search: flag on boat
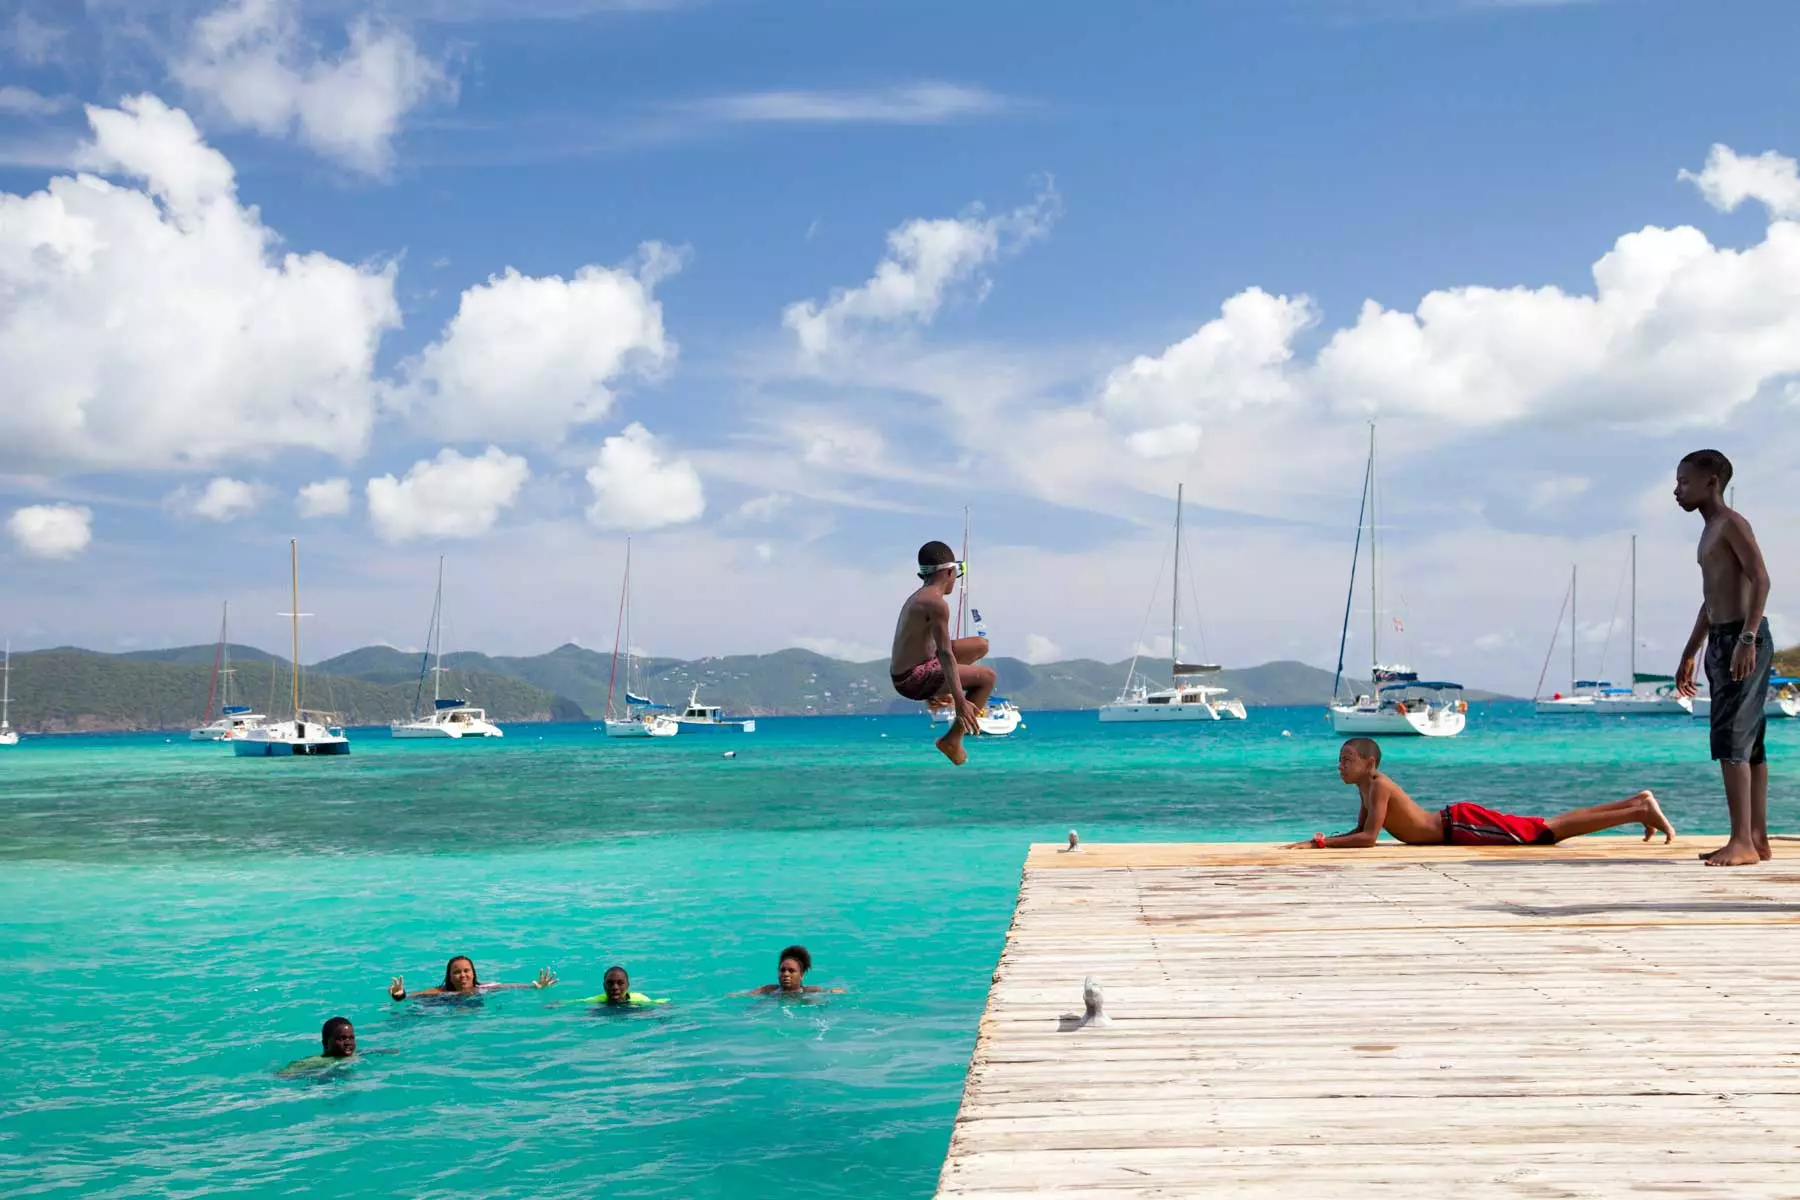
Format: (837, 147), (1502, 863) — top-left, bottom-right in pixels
(1393, 617), (1405, 633)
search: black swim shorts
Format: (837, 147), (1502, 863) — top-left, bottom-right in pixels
(1706, 618), (1772, 766)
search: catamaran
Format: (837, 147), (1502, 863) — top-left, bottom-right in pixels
(603, 538), (677, 739)
(190, 602), (267, 740)
(391, 558), (503, 739)
(233, 540), (350, 757)
(1589, 535), (1690, 716)
(1098, 484), (1247, 723)
(0, 641), (17, 747)
(1329, 425), (1466, 737)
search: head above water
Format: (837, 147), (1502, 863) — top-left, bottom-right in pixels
(777, 944), (812, 991)
(1674, 449), (1734, 512)
(443, 956), (479, 993)
(603, 965), (630, 1002)
(916, 541), (964, 593)
(1338, 737), (1381, 783)
(321, 1016), (355, 1058)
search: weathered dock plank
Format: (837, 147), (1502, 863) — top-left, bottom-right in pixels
(937, 839), (1800, 1197)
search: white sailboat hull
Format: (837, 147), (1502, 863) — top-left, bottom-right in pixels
(233, 721), (350, 756)
(0, 729), (16, 747)
(1331, 705), (1466, 738)
(930, 702), (1025, 735)
(1534, 696), (1597, 715)
(1691, 695), (1799, 719)
(1098, 701), (1246, 723)
(1594, 695), (1692, 716)
(604, 715), (679, 738)
(390, 713), (504, 738)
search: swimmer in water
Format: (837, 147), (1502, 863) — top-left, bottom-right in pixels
(278, 1016), (385, 1076)
(389, 955), (557, 1001)
(563, 965), (669, 1009)
(737, 944), (845, 996)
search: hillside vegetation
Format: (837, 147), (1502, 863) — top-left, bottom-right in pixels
(4, 643), (1510, 733)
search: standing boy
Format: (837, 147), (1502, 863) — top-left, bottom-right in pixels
(1673, 450), (1774, 867)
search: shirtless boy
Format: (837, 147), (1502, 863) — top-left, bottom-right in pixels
(1284, 738), (1675, 849)
(1672, 449), (1775, 867)
(890, 540), (996, 765)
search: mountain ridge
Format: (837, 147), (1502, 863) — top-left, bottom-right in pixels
(0, 643), (1516, 733)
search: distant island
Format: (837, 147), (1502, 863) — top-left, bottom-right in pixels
(0, 642), (1534, 734)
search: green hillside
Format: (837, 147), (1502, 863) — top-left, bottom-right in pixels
(1777, 645), (1798, 678)
(1, 649), (581, 734)
(1, 643), (1515, 734)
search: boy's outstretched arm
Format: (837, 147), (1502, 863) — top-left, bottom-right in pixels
(1284, 787), (1387, 849)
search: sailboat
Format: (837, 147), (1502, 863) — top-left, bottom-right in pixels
(603, 538), (678, 738)
(1590, 535), (1690, 715)
(190, 602), (267, 740)
(1329, 425), (1466, 737)
(0, 641), (17, 747)
(926, 508), (1024, 735)
(1533, 567), (1609, 714)
(1098, 484), (1247, 723)
(391, 558), (504, 739)
(233, 540), (351, 757)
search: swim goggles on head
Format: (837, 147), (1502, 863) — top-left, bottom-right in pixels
(918, 560), (967, 579)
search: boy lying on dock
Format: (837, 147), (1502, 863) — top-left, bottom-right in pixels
(1285, 738), (1676, 849)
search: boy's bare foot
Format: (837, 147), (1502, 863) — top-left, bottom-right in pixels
(1636, 791), (1675, 843)
(1702, 840), (1762, 866)
(1696, 840), (1774, 861)
(935, 733), (967, 766)
(1756, 835), (1773, 861)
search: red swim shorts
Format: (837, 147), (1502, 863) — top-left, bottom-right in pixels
(1441, 802), (1556, 846)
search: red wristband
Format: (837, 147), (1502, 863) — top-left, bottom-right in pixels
(1312, 833), (1327, 848)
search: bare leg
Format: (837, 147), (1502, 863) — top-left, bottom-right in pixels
(935, 665), (997, 766)
(1752, 760), (1771, 861)
(1702, 762), (1760, 866)
(1543, 790), (1675, 844)
(927, 638), (991, 711)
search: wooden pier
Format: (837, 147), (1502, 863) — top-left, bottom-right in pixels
(937, 840), (1800, 1197)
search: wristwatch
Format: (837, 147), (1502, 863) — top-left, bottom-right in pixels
(1738, 631), (1760, 646)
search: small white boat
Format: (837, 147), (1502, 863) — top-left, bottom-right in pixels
(672, 687), (755, 733)
(1327, 425), (1463, 737)
(930, 696), (1026, 735)
(0, 641), (17, 747)
(1692, 678), (1800, 720)
(1593, 677), (1692, 716)
(601, 537), (680, 739)
(391, 558), (503, 740)
(1098, 483), (1247, 725)
(191, 602), (267, 740)
(233, 540), (349, 758)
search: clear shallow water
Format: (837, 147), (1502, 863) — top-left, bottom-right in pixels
(2, 706), (1795, 1198)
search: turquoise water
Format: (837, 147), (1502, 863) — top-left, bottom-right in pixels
(2, 706), (1795, 1198)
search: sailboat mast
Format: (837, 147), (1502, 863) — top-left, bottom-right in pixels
(432, 556), (445, 704)
(289, 539), (301, 722)
(1171, 484), (1183, 672)
(956, 506), (970, 640)
(1629, 534), (1637, 680)
(204, 603), (225, 722)
(2, 641), (10, 729)
(623, 537), (633, 706)
(221, 601), (233, 710)
(1368, 423), (1379, 678)
(1570, 565), (1577, 687)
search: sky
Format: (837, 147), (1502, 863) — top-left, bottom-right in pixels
(2, 0), (1798, 693)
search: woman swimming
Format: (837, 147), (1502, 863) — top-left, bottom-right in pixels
(389, 955), (557, 1001)
(736, 945), (844, 996)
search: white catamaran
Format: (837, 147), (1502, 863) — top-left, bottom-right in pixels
(190, 602), (267, 740)
(1099, 483), (1247, 723)
(391, 558), (504, 739)
(603, 539), (678, 739)
(0, 641), (17, 747)
(233, 540), (350, 757)
(1329, 425), (1466, 738)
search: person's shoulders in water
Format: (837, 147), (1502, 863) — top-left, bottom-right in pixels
(278, 1049), (396, 1077)
(571, 992), (669, 1007)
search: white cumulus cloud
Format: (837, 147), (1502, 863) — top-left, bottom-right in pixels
(366, 446), (529, 542)
(1100, 288), (1318, 458)
(584, 423), (705, 530)
(174, 0), (449, 175)
(1680, 144), (1800, 220)
(394, 246), (680, 444)
(296, 477), (351, 517)
(1022, 633), (1062, 664)
(187, 476), (264, 520)
(783, 184), (1059, 363)
(8, 503), (92, 558)
(0, 95), (400, 473)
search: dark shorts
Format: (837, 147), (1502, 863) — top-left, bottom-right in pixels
(892, 660), (946, 702)
(1442, 802), (1557, 846)
(1706, 619), (1772, 765)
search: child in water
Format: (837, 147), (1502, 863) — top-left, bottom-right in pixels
(738, 945), (845, 996)
(389, 955), (556, 1001)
